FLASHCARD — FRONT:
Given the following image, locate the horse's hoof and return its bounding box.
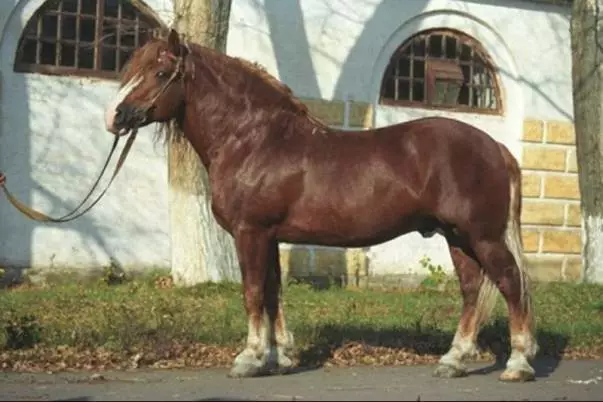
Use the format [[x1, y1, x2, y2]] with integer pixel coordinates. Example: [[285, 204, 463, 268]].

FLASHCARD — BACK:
[[499, 368, 535, 382], [264, 348, 294, 375], [278, 354, 293, 367], [228, 363, 264, 378], [277, 353, 294, 371], [433, 364, 467, 378], [228, 350, 267, 379]]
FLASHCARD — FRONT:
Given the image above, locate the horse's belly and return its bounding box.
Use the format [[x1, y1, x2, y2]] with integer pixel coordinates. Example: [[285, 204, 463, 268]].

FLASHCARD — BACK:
[[277, 201, 417, 248]]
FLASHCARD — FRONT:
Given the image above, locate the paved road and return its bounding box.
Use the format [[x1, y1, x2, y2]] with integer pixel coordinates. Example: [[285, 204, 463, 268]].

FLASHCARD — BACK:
[[1, 359, 601, 401]]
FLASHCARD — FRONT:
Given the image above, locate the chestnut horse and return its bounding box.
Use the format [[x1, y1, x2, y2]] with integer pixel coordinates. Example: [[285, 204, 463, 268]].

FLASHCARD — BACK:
[[104, 29, 538, 381]]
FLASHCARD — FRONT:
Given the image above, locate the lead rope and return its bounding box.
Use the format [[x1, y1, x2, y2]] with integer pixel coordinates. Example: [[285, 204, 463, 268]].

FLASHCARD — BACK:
[[0, 129, 138, 223], [0, 49, 185, 223]]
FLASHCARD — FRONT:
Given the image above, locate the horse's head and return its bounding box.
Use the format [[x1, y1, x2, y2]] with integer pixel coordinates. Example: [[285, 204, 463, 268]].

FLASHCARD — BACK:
[[104, 29, 188, 136]]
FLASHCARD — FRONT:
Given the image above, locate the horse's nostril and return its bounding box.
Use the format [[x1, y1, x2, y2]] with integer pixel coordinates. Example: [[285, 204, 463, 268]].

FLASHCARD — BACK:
[[114, 107, 123, 124], [114, 104, 129, 126], [113, 103, 146, 129]]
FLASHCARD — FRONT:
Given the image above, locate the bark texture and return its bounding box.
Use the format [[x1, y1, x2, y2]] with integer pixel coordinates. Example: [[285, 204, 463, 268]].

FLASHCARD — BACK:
[[169, 0, 239, 286], [571, 0, 603, 283]]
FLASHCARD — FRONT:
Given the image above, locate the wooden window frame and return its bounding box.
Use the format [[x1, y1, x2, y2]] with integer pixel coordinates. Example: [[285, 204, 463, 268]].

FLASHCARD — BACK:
[[379, 29, 503, 115], [14, 0, 161, 80]]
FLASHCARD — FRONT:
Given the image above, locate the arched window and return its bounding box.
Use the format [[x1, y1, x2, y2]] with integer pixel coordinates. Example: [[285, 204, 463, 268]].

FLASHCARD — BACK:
[[14, 0, 162, 80], [380, 29, 502, 114]]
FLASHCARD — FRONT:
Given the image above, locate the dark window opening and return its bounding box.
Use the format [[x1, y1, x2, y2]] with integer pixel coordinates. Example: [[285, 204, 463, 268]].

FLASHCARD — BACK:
[[14, 0, 162, 80], [380, 29, 501, 114]]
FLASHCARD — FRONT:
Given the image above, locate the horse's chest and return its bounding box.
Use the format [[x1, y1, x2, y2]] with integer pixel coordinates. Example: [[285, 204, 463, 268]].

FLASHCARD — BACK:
[[208, 173, 238, 221], [209, 163, 291, 229], [208, 170, 257, 225]]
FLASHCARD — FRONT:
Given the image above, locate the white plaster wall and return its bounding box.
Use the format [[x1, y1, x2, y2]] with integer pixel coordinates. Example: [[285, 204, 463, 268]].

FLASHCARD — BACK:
[[0, 0, 174, 273], [228, 0, 572, 122], [0, 0, 574, 279]]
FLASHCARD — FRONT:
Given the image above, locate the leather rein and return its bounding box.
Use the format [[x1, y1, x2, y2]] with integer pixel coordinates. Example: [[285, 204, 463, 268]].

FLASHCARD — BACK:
[[0, 52, 185, 223]]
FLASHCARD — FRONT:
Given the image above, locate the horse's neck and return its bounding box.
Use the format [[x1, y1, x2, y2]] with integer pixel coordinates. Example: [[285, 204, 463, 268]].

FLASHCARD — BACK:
[[180, 58, 327, 166], [181, 102, 325, 170], [180, 117, 212, 169]]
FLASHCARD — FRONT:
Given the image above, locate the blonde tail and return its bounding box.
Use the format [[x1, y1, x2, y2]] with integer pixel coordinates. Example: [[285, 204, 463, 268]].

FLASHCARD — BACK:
[[501, 144, 533, 329], [474, 269, 498, 328], [474, 144, 533, 329]]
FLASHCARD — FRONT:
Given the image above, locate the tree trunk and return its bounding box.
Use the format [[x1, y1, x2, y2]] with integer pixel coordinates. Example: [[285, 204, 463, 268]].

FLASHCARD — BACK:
[[169, 0, 240, 286], [571, 0, 603, 283]]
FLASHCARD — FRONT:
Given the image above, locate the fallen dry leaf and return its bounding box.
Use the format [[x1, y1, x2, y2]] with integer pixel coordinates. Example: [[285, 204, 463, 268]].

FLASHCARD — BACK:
[[0, 341, 601, 373]]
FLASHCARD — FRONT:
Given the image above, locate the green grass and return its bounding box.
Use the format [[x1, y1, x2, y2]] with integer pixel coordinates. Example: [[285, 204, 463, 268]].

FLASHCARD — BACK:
[[1, 273, 602, 371]]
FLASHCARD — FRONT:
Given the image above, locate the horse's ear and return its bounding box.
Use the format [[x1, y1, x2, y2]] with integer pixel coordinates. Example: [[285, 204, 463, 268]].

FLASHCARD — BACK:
[[167, 28, 181, 56]]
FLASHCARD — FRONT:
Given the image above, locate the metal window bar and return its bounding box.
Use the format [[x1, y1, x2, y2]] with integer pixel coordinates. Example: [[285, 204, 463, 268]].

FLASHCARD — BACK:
[[35, 13, 42, 64], [409, 37, 414, 101], [55, 1, 63, 66], [468, 47, 474, 107], [75, 0, 81, 67], [116, 0, 122, 72], [394, 57, 399, 101], [379, 30, 499, 111], [94, 0, 103, 70]]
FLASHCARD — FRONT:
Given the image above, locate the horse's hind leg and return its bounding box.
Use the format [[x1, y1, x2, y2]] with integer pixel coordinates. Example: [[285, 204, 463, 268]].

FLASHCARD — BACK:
[[472, 238, 538, 382], [434, 244, 496, 378]]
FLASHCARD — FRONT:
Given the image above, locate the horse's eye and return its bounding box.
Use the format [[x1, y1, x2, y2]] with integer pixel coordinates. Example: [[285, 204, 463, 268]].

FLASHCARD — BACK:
[[156, 71, 167, 79]]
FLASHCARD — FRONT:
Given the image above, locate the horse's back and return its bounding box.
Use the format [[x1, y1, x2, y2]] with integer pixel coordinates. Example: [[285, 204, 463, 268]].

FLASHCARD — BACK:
[[274, 116, 511, 246]]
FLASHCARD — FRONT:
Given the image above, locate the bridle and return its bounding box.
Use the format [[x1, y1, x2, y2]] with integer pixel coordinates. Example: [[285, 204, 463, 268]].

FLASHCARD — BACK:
[[143, 48, 186, 115], [0, 47, 187, 223]]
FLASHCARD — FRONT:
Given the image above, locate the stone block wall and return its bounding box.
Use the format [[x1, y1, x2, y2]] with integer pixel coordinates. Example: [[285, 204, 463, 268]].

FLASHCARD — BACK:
[[520, 120, 582, 282]]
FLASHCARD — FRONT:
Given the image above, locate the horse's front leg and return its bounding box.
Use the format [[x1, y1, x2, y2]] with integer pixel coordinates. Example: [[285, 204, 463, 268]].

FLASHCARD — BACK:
[[228, 224, 294, 378]]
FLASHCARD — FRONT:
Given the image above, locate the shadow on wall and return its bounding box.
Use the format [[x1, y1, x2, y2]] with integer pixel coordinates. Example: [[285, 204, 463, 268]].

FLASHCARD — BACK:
[[451, 0, 572, 121], [461, 0, 571, 12], [0, 72, 124, 286], [0, 67, 101, 286], [0, 73, 169, 287], [0, 5, 32, 287], [257, 0, 572, 121], [264, 0, 321, 99], [262, 0, 432, 101], [0, 3, 170, 287]]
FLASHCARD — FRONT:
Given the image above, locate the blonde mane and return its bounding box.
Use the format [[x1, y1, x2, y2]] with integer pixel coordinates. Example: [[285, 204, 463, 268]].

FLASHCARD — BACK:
[[225, 55, 329, 129]]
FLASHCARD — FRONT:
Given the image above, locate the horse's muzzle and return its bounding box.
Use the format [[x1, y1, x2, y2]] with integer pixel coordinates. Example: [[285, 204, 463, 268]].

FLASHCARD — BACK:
[[109, 103, 148, 135]]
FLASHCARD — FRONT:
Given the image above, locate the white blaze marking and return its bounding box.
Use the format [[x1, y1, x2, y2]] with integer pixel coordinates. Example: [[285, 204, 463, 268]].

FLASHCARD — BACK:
[[104, 75, 143, 133]]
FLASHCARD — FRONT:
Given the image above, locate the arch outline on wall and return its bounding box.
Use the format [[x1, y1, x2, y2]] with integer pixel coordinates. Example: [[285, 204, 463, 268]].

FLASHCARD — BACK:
[[369, 9, 523, 131]]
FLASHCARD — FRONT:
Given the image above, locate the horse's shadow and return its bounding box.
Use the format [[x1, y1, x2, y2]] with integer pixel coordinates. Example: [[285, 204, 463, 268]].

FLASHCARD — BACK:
[[293, 317, 568, 379], [0, 266, 26, 289]]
